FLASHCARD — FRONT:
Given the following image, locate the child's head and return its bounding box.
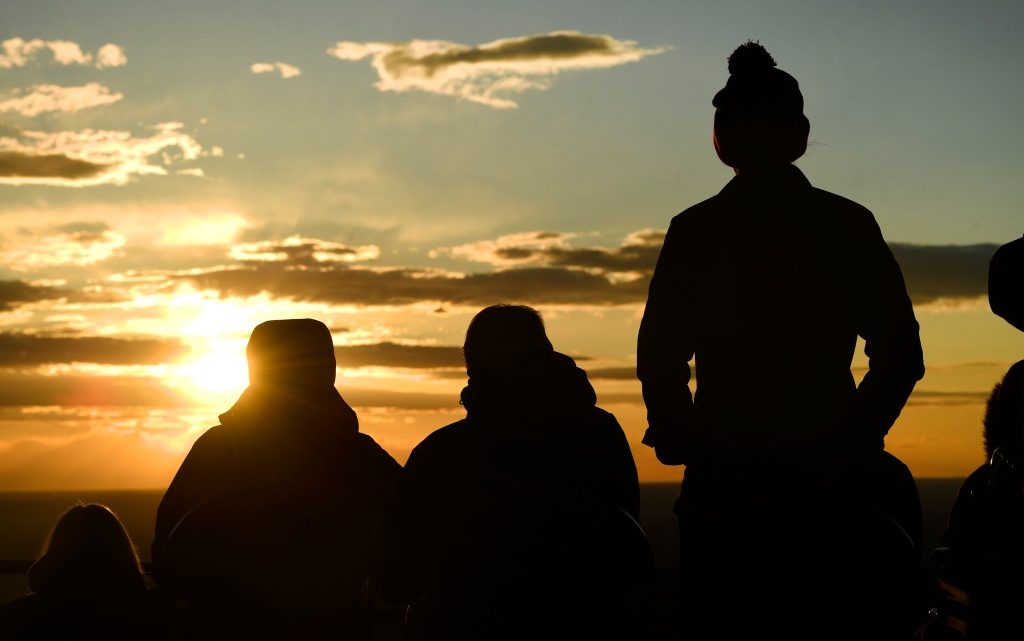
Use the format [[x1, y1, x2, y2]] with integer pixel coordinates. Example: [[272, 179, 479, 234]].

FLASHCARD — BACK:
[[983, 361, 1024, 458], [28, 503, 144, 595]]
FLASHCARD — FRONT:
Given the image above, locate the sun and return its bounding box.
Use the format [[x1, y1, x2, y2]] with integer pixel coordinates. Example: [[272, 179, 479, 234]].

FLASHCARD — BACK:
[[178, 339, 250, 402]]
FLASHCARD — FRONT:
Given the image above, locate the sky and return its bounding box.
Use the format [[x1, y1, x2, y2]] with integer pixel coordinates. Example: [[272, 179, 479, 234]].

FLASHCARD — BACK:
[[0, 0, 1022, 490]]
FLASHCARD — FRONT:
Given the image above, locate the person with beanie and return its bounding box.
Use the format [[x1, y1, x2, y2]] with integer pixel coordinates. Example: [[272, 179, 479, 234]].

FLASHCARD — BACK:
[[637, 42, 925, 638], [152, 318, 403, 640]]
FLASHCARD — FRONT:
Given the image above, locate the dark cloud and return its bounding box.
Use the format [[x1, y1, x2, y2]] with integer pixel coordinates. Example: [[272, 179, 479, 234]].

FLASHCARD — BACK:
[[0, 279, 65, 310], [335, 342, 464, 369], [890, 243, 996, 305], [180, 264, 649, 307], [0, 151, 110, 179], [0, 333, 188, 366], [586, 367, 638, 380], [383, 32, 637, 76], [0, 372, 189, 407]]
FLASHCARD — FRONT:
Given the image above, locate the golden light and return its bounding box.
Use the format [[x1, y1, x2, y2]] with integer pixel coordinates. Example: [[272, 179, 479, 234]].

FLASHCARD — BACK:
[[177, 339, 250, 403]]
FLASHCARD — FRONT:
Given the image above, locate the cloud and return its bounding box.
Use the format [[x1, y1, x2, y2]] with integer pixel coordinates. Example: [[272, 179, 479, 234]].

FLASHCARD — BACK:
[[327, 30, 667, 108], [95, 43, 128, 69], [178, 262, 649, 308], [1, 224, 125, 271], [446, 228, 663, 276], [229, 236, 380, 265], [889, 243, 996, 305], [586, 366, 638, 380], [0, 279, 69, 310], [250, 61, 302, 79], [0, 83, 124, 117], [0, 151, 111, 181], [0, 333, 188, 366], [335, 341, 463, 369], [0, 38, 127, 69], [0, 122, 205, 186]]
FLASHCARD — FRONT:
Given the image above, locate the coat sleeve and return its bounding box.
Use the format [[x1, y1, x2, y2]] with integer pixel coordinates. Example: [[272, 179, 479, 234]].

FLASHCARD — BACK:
[[600, 411, 641, 520], [637, 218, 699, 465], [152, 428, 222, 575], [851, 213, 925, 445]]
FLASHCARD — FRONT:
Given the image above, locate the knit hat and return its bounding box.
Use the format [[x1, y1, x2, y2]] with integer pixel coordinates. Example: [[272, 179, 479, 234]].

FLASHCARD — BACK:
[[713, 41, 803, 119]]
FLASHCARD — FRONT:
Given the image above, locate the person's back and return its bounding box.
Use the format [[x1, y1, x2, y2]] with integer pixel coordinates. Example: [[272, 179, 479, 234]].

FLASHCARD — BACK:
[[637, 42, 925, 639], [152, 319, 403, 640], [392, 305, 645, 640]]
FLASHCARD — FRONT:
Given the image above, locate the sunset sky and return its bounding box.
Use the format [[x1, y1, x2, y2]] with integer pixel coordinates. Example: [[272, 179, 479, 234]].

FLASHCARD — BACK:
[[1, 0, 1022, 490]]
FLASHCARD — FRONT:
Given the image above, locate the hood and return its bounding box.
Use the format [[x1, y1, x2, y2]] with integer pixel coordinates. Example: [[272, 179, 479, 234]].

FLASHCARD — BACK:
[[219, 383, 359, 435], [459, 351, 597, 426]]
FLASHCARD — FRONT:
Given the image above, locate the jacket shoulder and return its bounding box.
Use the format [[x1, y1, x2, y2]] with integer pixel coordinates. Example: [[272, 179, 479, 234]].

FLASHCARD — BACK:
[[405, 418, 471, 470], [808, 186, 878, 227], [669, 193, 723, 228]]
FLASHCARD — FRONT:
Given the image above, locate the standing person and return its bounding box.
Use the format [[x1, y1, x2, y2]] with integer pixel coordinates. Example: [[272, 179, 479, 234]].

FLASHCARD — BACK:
[[387, 304, 646, 641], [152, 319, 403, 641], [637, 42, 925, 638]]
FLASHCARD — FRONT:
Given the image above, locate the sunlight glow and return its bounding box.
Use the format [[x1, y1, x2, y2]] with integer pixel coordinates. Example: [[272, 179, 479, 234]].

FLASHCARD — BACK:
[[177, 339, 249, 401]]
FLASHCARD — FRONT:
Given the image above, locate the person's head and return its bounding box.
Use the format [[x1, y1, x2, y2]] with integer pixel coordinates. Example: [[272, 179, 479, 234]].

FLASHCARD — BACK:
[[983, 362, 1024, 458], [463, 304, 554, 375], [28, 503, 143, 594], [246, 318, 337, 389], [989, 236, 1024, 332], [712, 41, 810, 171]]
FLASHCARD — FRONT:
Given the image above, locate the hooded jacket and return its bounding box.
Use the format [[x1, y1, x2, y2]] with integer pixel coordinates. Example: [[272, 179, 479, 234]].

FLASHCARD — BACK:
[[388, 352, 641, 638]]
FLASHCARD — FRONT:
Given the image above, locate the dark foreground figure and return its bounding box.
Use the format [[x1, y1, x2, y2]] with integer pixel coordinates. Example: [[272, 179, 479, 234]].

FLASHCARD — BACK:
[[638, 42, 925, 639], [385, 305, 648, 641], [924, 239, 1024, 639], [153, 319, 402, 640], [0, 504, 158, 641]]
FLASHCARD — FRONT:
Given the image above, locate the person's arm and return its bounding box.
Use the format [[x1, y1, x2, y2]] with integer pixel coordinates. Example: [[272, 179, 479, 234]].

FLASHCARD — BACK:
[[637, 218, 700, 465], [596, 410, 641, 520], [151, 429, 220, 577], [851, 214, 925, 447]]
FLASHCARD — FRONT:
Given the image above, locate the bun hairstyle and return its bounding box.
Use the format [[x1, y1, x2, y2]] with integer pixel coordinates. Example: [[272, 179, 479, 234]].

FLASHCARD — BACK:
[[712, 41, 810, 169]]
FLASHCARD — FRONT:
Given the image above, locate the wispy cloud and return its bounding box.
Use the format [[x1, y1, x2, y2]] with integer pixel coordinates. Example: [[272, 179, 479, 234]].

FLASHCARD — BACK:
[[0, 38, 127, 69], [250, 61, 302, 79], [0, 122, 205, 187], [229, 236, 380, 265], [0, 83, 124, 117], [327, 30, 667, 108], [1, 223, 125, 271]]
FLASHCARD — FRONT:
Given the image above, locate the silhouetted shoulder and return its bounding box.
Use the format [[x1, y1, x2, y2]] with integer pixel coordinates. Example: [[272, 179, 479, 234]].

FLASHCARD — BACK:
[[669, 193, 723, 228], [808, 186, 881, 231], [405, 418, 471, 472]]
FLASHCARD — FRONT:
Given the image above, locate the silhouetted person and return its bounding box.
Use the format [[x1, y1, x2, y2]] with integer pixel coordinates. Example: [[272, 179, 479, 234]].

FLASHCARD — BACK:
[[386, 304, 645, 641], [989, 235, 1024, 332], [926, 375, 1024, 638], [0, 504, 154, 641], [637, 42, 925, 638], [152, 318, 402, 641]]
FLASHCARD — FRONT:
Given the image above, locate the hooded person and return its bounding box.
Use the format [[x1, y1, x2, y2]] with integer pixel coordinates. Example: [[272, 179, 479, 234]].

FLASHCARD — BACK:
[[385, 304, 644, 641], [637, 42, 925, 638], [152, 318, 402, 640]]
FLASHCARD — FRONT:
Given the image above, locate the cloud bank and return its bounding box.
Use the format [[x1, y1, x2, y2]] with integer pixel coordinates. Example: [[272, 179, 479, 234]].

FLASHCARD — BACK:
[[327, 31, 666, 108], [0, 38, 127, 69], [335, 342, 463, 369], [250, 62, 302, 79], [1, 224, 125, 271], [0, 333, 188, 366]]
